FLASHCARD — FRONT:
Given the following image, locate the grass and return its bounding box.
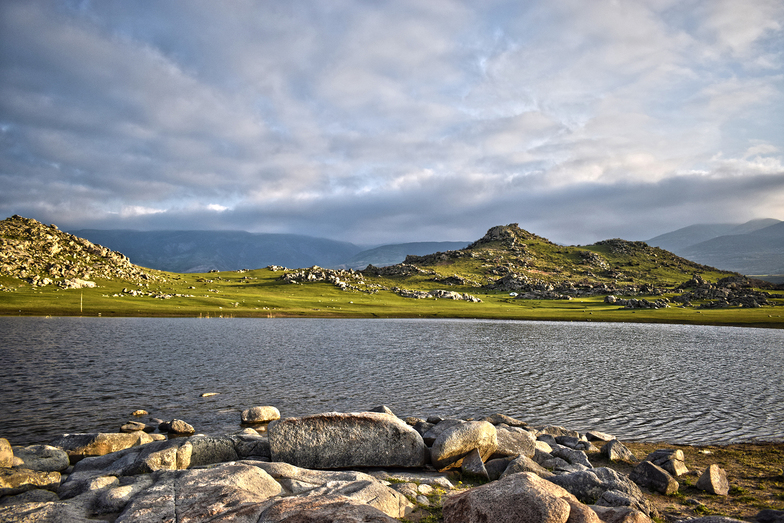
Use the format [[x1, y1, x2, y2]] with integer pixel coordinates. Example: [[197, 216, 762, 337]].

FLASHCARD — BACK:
[[1, 268, 783, 328]]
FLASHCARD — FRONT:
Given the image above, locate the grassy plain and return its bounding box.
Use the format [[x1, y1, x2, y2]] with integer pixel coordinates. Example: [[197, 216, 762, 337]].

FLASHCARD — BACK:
[[1, 268, 782, 328]]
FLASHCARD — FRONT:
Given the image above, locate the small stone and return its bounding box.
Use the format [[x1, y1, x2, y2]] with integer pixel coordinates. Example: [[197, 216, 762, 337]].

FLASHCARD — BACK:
[[132, 410, 148, 416], [160, 419, 195, 434], [200, 392, 220, 397], [120, 421, 148, 433]]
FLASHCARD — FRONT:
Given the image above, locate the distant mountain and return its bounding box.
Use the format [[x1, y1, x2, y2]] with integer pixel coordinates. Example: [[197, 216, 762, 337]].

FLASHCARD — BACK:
[[680, 221, 784, 276], [339, 241, 470, 270], [646, 219, 780, 253], [646, 219, 783, 277], [69, 229, 362, 273]]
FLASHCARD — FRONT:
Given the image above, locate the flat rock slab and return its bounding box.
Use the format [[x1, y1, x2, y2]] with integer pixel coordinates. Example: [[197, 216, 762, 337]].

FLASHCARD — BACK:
[[268, 412, 426, 469], [50, 432, 154, 464]]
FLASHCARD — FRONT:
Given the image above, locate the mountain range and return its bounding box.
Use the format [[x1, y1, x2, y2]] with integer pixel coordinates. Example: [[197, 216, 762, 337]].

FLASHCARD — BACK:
[[67, 218, 783, 279], [645, 219, 783, 278]]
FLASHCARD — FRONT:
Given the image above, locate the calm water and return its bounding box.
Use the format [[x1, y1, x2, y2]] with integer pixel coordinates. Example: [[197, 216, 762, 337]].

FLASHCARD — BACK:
[[0, 317, 782, 446]]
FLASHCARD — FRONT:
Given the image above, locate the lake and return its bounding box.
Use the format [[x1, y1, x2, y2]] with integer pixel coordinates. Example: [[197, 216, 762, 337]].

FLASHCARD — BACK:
[[0, 317, 782, 446]]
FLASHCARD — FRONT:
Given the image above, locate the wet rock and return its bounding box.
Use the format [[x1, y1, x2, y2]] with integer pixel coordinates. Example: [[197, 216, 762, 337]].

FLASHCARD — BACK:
[[119, 421, 148, 433], [12, 445, 70, 472], [696, 463, 729, 495], [241, 406, 281, 424], [629, 460, 679, 495], [602, 440, 636, 462], [131, 410, 147, 416], [443, 471, 600, 523], [431, 421, 497, 470], [50, 432, 154, 464], [268, 411, 426, 469], [159, 418, 195, 435]]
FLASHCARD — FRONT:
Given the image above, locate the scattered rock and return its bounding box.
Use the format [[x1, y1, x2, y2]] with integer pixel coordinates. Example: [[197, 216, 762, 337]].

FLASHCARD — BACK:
[[696, 463, 729, 495], [644, 449, 688, 477], [159, 419, 195, 435], [547, 467, 657, 517]]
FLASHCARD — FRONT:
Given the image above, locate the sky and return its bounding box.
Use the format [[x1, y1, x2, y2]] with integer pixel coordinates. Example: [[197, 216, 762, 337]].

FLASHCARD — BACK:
[[1, 0, 783, 246]]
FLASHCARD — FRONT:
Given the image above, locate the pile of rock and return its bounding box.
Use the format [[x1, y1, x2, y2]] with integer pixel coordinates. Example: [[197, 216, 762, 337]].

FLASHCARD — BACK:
[[605, 296, 671, 309], [0, 215, 161, 287], [674, 274, 782, 308], [0, 408, 739, 523], [392, 287, 482, 302], [279, 266, 369, 292]]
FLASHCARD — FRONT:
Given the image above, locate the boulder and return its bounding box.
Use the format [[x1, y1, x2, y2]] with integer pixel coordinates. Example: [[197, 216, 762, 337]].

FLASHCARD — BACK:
[[586, 431, 615, 442], [50, 432, 154, 463], [0, 468, 61, 497], [644, 449, 688, 477], [602, 440, 636, 462], [590, 505, 652, 523], [461, 448, 490, 481], [268, 412, 426, 469], [369, 405, 396, 417], [443, 471, 601, 523], [500, 455, 555, 479], [119, 421, 148, 433], [431, 421, 497, 470], [12, 445, 70, 472], [482, 413, 531, 429], [241, 406, 281, 424], [485, 457, 515, 481], [537, 426, 581, 439], [696, 464, 729, 495], [491, 426, 537, 459], [551, 444, 592, 468], [257, 496, 399, 523], [0, 488, 60, 505], [0, 438, 12, 468], [115, 462, 282, 523], [629, 461, 679, 495], [0, 499, 94, 522], [547, 467, 656, 517], [757, 510, 784, 523], [233, 431, 271, 460], [159, 418, 195, 435], [422, 419, 464, 445], [188, 435, 239, 467]]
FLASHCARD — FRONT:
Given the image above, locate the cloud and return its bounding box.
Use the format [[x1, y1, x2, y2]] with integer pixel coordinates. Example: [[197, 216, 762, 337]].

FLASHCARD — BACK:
[[0, 0, 782, 245]]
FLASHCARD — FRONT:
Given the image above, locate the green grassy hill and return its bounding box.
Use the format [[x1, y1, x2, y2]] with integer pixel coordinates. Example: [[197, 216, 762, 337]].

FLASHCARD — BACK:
[[1, 217, 782, 327]]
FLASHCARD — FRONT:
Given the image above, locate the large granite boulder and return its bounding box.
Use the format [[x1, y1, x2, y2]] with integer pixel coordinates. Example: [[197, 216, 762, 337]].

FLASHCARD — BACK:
[[443, 471, 601, 523], [12, 445, 70, 472], [268, 412, 426, 469], [115, 462, 283, 522], [500, 455, 555, 479], [50, 432, 154, 464], [431, 421, 498, 470]]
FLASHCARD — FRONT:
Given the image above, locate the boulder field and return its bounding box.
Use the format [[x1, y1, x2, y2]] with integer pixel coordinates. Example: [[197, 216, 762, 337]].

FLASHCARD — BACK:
[[0, 407, 738, 523]]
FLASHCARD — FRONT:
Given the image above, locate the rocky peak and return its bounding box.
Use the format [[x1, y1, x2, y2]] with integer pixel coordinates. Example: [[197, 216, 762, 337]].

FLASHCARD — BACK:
[[466, 224, 548, 250], [0, 215, 162, 288]]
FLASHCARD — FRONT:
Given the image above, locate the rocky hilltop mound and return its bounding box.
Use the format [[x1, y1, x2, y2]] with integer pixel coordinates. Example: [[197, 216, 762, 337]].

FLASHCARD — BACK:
[[0, 215, 161, 289]]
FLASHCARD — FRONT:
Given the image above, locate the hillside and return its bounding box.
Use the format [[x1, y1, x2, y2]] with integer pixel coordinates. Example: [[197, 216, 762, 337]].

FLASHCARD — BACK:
[[339, 241, 470, 270], [70, 229, 362, 272], [0, 215, 163, 290]]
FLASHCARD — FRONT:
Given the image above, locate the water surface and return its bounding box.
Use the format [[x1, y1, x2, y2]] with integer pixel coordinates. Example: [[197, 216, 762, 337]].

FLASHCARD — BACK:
[[0, 317, 781, 446]]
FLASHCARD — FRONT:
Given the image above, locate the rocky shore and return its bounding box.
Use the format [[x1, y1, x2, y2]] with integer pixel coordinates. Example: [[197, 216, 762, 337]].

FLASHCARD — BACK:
[[1, 407, 782, 523]]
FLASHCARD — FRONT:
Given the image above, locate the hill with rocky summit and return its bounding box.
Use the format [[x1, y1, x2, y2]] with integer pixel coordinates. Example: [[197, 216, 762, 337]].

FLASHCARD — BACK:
[[0, 215, 163, 290]]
